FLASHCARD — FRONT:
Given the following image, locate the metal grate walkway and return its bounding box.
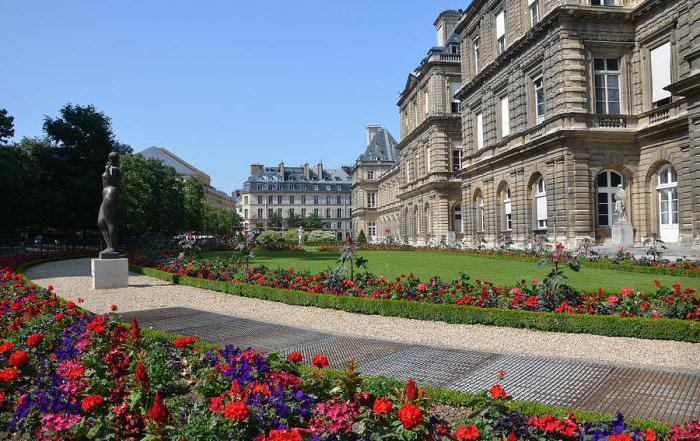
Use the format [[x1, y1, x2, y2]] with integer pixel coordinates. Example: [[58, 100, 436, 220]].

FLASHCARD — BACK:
[[123, 307, 700, 423]]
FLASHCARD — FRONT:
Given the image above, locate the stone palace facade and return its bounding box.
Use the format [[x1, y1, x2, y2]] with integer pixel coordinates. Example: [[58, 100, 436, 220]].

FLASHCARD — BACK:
[[239, 163, 353, 240], [352, 0, 700, 249]]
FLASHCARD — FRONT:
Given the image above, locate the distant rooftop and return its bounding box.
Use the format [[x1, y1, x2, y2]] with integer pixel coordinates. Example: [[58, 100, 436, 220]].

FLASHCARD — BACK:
[[357, 126, 399, 164]]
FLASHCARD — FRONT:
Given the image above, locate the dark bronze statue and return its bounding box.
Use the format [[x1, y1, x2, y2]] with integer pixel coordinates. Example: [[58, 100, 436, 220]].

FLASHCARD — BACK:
[[98, 152, 120, 258]]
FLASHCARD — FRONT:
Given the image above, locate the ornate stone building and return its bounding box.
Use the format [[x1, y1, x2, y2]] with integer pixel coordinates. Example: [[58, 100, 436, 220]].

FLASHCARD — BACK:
[[352, 11, 465, 245], [455, 0, 699, 248], [239, 163, 352, 240]]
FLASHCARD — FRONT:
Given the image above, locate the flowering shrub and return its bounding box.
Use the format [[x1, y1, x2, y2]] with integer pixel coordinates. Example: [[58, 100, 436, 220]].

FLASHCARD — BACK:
[[155, 256, 700, 321], [2, 261, 696, 439]]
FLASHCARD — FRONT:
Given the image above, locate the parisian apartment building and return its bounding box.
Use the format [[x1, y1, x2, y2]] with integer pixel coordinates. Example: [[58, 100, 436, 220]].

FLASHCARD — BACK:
[[238, 163, 353, 240], [352, 0, 700, 249], [139, 147, 235, 211]]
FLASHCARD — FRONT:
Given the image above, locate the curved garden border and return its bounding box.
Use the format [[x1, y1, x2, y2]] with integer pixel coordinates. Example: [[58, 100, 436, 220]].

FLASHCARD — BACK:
[[130, 264, 699, 343]]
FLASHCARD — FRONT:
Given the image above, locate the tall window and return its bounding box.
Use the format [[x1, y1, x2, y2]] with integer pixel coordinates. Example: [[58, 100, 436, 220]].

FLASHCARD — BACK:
[[278, 195, 282, 204], [473, 37, 480, 73], [535, 177, 547, 229], [301, 195, 306, 204], [476, 113, 484, 149], [594, 58, 621, 114], [452, 147, 463, 171], [268, 208, 274, 217], [257, 195, 263, 204], [289, 195, 295, 204], [326, 208, 331, 218], [500, 95, 510, 137], [268, 195, 273, 204], [244, 209, 248, 218], [326, 195, 331, 204], [650, 42, 672, 107], [313, 208, 319, 216], [657, 165, 678, 242], [534, 77, 545, 124], [597, 170, 623, 227], [367, 192, 376, 208], [301, 208, 306, 217], [529, 0, 539, 26], [503, 188, 512, 230], [450, 82, 461, 113], [336, 195, 341, 204], [452, 205, 462, 233], [243, 195, 248, 204], [367, 170, 374, 180], [337, 208, 342, 218], [496, 10, 506, 54], [313, 195, 319, 204], [368, 222, 377, 238], [477, 197, 486, 231], [257, 208, 263, 219], [424, 90, 430, 116]]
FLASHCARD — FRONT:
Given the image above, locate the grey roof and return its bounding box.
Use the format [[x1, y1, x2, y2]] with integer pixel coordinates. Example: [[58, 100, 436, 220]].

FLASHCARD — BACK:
[[358, 127, 399, 163], [139, 146, 203, 178], [245, 165, 350, 183]]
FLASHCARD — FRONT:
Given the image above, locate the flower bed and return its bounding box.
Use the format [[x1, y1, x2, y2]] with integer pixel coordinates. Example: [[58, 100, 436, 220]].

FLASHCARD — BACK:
[[1, 265, 697, 440], [156, 257, 699, 322]]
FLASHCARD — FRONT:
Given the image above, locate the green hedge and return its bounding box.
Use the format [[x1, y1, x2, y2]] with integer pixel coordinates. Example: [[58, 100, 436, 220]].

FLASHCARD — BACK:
[[130, 264, 699, 342]]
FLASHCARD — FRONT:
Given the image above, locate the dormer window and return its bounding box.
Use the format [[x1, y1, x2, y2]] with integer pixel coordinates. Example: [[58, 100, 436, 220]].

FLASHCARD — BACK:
[[450, 44, 460, 54], [529, 0, 539, 26]]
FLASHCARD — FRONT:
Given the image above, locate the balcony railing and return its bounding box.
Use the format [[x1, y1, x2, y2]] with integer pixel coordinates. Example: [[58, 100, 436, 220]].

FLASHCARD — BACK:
[[428, 53, 461, 63]]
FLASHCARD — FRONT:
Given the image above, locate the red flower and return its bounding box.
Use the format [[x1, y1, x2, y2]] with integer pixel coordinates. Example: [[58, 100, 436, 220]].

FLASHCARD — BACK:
[[8, 351, 28, 367], [110, 304, 118, 311], [417, 282, 427, 291], [223, 400, 249, 420], [26, 333, 43, 348], [497, 369, 506, 379], [148, 391, 168, 425], [621, 287, 633, 296], [135, 361, 149, 392], [608, 435, 633, 441], [0, 342, 14, 353], [372, 397, 393, 414], [454, 424, 480, 440], [174, 335, 198, 348], [81, 394, 103, 412], [130, 316, 140, 340], [403, 378, 418, 401], [489, 384, 507, 399], [607, 295, 619, 305], [54, 313, 65, 321], [0, 368, 18, 382], [397, 403, 423, 430], [507, 432, 517, 441], [287, 352, 303, 363], [66, 301, 76, 309], [267, 429, 303, 441], [644, 428, 657, 441], [311, 354, 329, 368]]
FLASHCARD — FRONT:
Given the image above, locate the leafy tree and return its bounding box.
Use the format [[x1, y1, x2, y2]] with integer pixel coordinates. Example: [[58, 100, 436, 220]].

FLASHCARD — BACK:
[[120, 154, 185, 236], [286, 213, 305, 228], [182, 178, 205, 231], [0, 109, 15, 144], [0, 145, 39, 232], [303, 213, 324, 229], [267, 211, 283, 229], [202, 206, 238, 235]]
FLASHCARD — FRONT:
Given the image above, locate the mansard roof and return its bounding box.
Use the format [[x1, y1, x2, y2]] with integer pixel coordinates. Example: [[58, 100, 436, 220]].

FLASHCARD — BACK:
[[357, 127, 399, 163]]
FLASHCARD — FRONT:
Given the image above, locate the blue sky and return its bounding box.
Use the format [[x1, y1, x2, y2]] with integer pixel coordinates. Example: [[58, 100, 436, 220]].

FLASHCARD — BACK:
[[3, 0, 464, 193]]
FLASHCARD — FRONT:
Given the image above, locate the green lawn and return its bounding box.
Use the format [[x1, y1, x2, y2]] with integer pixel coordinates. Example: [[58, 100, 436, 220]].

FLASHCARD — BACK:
[[201, 249, 700, 293]]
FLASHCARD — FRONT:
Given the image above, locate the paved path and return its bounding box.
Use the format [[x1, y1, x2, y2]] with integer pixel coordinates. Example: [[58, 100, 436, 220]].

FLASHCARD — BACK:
[[26, 259, 700, 423]]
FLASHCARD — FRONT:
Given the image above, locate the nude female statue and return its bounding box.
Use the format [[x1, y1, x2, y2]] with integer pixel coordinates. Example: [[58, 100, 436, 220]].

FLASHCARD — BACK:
[[98, 152, 120, 258]]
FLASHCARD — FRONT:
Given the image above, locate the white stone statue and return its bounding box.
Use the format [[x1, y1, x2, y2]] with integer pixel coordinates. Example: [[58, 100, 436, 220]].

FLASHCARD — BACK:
[[614, 184, 628, 222], [298, 226, 305, 246]]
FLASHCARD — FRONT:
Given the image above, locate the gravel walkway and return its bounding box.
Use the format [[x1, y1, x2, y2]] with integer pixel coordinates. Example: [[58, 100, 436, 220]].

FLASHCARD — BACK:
[[26, 258, 700, 372]]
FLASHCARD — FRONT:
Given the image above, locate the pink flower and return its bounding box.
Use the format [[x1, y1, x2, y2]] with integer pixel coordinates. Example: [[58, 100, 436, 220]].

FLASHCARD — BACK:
[[607, 296, 619, 304], [621, 287, 633, 296], [509, 287, 521, 295], [416, 283, 427, 291]]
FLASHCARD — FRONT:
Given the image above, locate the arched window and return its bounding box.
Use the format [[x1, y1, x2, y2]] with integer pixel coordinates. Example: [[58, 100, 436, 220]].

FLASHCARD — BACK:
[[452, 204, 462, 233], [503, 188, 512, 231], [657, 165, 678, 242], [535, 177, 547, 229], [597, 170, 623, 227]]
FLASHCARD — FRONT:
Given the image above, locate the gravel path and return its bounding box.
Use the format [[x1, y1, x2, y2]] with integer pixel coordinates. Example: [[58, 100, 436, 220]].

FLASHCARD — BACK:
[[26, 258, 700, 372]]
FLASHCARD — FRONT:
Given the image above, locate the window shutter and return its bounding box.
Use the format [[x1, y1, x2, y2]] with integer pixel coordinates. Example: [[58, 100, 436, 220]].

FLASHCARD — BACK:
[[650, 42, 672, 103], [496, 11, 505, 39], [500, 96, 509, 136], [536, 196, 547, 220]]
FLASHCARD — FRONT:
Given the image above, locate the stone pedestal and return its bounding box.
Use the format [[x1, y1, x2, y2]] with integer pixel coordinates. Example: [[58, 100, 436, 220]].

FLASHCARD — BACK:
[[612, 221, 634, 247], [91, 258, 129, 289]]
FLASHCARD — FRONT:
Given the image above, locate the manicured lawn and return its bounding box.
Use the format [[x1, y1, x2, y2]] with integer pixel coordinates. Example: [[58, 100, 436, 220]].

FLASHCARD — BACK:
[[201, 249, 700, 294]]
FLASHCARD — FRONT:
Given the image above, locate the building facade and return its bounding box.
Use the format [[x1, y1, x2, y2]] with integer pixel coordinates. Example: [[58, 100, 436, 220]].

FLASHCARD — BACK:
[[139, 147, 235, 211], [352, 10, 465, 246], [455, 0, 698, 248], [239, 163, 353, 240], [353, 0, 700, 249]]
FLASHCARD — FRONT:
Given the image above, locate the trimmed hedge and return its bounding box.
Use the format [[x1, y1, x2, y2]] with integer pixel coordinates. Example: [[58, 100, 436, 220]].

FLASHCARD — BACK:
[[130, 264, 699, 342]]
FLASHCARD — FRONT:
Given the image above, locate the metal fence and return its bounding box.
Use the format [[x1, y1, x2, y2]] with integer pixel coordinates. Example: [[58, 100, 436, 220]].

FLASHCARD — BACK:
[[0, 238, 102, 256]]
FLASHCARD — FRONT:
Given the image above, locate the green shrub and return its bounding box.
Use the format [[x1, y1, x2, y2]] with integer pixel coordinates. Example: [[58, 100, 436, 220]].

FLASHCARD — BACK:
[[130, 265, 699, 342], [357, 230, 367, 244], [284, 228, 302, 243], [256, 230, 283, 244], [306, 230, 336, 243]]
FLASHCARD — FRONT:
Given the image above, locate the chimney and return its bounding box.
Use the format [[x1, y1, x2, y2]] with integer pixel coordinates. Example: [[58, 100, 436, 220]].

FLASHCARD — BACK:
[[434, 10, 461, 46], [303, 162, 310, 179], [250, 164, 263, 176], [366, 124, 381, 145], [316, 162, 324, 180], [279, 161, 285, 181]]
